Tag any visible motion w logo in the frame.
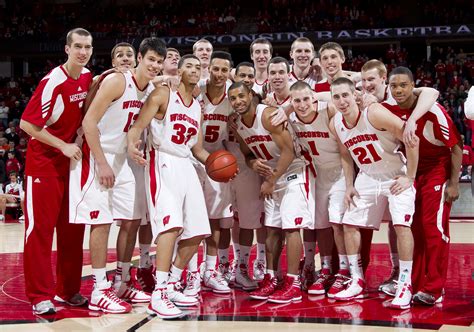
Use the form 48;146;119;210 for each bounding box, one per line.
90;210;100;220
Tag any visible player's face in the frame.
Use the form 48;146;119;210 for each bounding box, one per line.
194;42;213;67
320;49;344;77
179;58;201;85
389;74;415;105
65;33;93;67
268;63;289;90
228;86;252;115
331;84;357;116
290;42;314;68
361;68;386;97
112;46;136;70
251;43;272;70
9;174;16;183
291;88;314;119
209;58;231;88
137;50;164;80
234;66;255;89
163;50;181;73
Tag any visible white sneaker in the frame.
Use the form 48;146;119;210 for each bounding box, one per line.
18;215;24;223
235;264;258;290
218;262;235;285
54;293;88;306
183;271;201;297
32;300;56;315
334;278;367;301
390;282;412;309
166;281;199;306
147;288;184;319
203;269;231;294
89;282;132;313
0;215;4;222
114;277;151;303
252;259;266;281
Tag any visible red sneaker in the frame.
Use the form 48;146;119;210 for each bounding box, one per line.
301;264;316;291
137;265;156;293
267;275;302;304
308;269;335;295
249;274;276;300
327;269;351;298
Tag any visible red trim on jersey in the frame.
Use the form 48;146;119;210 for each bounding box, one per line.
304;166;311;199
149;148;157;206
177;91;194;108
242;112;257;128
290;70;309;81
274;93;290;106
295;108;318;124
342;109;362;129
80;140;91;190
205;91;227;106
131;75;147;92
255;79;268;86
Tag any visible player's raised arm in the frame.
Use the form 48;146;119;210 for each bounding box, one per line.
191;114;211;164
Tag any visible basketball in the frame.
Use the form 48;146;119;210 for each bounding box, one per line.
205;150;238;182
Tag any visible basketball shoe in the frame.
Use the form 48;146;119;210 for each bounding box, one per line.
114;273;150;303
202;269;231;294
334;278;367;301
136;265;156;293
147;288;184;319
308;268;335;295
412;290;444;306
218;262;234;285
32;300;56;315
267;275;302;304
89;282;132;314
252;259;266;281
249;274;276;300
54;293;88;306
390;282;412;309
301;263;317;291
235;264;258;291
378;267;399;297
166;281;199;306
183;271;201;297
327;269;351;298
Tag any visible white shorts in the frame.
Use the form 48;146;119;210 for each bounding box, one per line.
231;164;264;230
69;151;142;225
342;172;416;230
194;162;233;220
264;182;313;230
146;150;211;242
310;167;346;229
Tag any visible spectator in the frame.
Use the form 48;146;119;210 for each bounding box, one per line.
5;122;20;145
5;151;21;175
0;101;9;129
461;135;472;180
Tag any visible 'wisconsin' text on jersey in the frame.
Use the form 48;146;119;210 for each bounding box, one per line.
123;100;144;110
344;133;378;149
170;113;199;128
244;134;272;144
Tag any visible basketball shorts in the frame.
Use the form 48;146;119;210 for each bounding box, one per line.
146;150;211;242
69;151;142;225
342;172;416;230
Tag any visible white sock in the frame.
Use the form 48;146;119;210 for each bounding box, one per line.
188;253;198;272
155;271;169;288
321;255;332;272
390;253;400;270
257;243;265;261
168;264;183;283
304;241;316;267
205;255;217;271
398;260;413;284
232;243;240;263
339;254;349;271
93;268;107;288
347;254;363;280
218;248;229;265
239;245;251;268
139;243;152;268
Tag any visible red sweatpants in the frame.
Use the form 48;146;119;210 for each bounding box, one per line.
412;171;451;298
24;175;85;305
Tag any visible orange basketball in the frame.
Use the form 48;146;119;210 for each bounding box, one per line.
205;150;238;183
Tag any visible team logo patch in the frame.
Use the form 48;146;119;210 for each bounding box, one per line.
163;215;170;226
90;210;100;220
286;174;297;182
404;214;411;222
434;185;441;191
294;217;303;225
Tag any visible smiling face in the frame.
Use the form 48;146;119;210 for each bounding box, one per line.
163;50;181;74
361;68;386;97
235;65;256;89
251;43;272;71
389;74;415;106
290;41;314;69
112;46;136;70
65;32;93;68
291;87;315;120
193;41;213;67
319;48;344;78
228;85;253;115
331;83;357;116
268;62;289;91
209;58;231;89
137;50;164;81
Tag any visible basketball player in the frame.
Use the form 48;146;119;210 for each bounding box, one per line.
234;62;256;90
127;55;215;319
250;38;273;96
228;81;312;304
330;77;418;310
288;37;317;88
382;67;462;306
20;28;92;315
315;42;347;93
263;57;292;111
70;37;166;313
193;38;213;84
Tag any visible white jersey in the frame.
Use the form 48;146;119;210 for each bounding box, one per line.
98;71;154;154
265;91;291;111
5;182;22;196
252;79;267;97
198;86;233;152
334;108;406;180
148;89;201;158
289;101;341;169
236;104;306;189
288;66;317;88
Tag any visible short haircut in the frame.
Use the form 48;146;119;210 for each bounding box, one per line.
110;42;135;60
250;38;273;56
193;38;213;52
268;56;290;73
235;62;255;75
291;37;314;51
210;51;233;68
166;47;180;56
178;54;200;68
290;80;312;92
389;66;414;82
331;77;355;93
138;37;167;57
66;28;92;46
228;81;251;94
361;59;387;77
319;42;344;59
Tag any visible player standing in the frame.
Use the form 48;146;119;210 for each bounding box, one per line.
250;38;273;96
193;39;213;84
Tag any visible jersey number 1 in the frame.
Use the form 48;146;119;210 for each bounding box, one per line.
123;112;138;132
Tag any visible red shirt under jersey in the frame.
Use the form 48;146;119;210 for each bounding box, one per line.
382;100;460;175
22;65;92;176
314;79;331;92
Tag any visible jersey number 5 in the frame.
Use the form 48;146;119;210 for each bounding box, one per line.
204;125;220;142
352;144;382;164
171;123;197;145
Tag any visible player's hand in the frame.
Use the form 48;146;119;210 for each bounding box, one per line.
162;75;180;90
308;62;323;82
250;158;273;177
260;179;275;200
344;186;360;210
61;143;82;161
228;167;240;182
97;161;115;189
362;93;378;109
262;96;277;107
270;107;288;126
403;119;419;148
227;112;239;133
390;175;414;195
444;180;460;203
128;140;147;166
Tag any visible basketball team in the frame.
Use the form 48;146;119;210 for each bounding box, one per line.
21;28;462;318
